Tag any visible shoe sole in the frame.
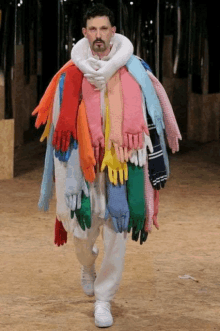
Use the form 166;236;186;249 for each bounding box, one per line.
95;319;113;328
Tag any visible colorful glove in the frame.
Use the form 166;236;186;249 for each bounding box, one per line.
71;187;92;231
82;78;105;165
52;65;83;152
131;226;148;245
101;93;128;185
38;123;55;211
55;139;78;162
77;100;96;183
127;162;146;234
71;34;134;90
65;148;89;211
147;115;167;190
105;178;130;233
130;133;153;167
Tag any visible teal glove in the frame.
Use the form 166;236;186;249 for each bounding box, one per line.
127;162;146;234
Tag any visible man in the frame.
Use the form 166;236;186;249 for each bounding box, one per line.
33;3;181;329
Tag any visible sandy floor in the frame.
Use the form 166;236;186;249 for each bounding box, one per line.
0;140;220;331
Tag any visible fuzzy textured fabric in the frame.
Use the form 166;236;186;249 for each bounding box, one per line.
77;100;96;183
82;77;105;165
71;33;134;89
107;70;126;162
147;115;167;190
65;148;89;211
143;159;154;232
53;65;83;152
147;70;182;153
54;217;68;246
105;178;130;233
32;60;73;128
101;92;128;185
126;55;165;136
127;163;146;234
38;123;55;211
120;66;149;150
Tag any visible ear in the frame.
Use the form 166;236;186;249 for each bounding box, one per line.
111;26;116;36
82;27;87;38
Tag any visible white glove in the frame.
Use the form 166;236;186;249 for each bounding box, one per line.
65;148;89;211
71;33;134;90
130;134;153;167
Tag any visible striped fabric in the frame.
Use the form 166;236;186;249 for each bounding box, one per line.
147;114;167;190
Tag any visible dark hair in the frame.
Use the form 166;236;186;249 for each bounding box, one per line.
83;4;115;27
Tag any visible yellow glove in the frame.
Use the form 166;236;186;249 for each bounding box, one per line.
101;92;128;185
40;117;51;142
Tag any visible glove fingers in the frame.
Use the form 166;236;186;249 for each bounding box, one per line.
113;169;117;186
71;195;77;211
83;180;89;197
119;147;125;163
84;216;91;229
65;195;70;209
138;132;143;149
124;166;128;181
124;147;129;162
133;134;139;150
79;217;86;231
70;210;75;219
119;169;124;185
76;193;82;210
128;134;133;150
112;217;119;233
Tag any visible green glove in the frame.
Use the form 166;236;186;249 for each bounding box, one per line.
127;162;146;234
71;184;91;231
132;226;148;245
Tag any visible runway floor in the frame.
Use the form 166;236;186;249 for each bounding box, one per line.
0;140;220;330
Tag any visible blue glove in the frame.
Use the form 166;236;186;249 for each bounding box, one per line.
55;138;78;162
126;55;165;136
38;123;54;211
65;147;89;211
105;178;130;233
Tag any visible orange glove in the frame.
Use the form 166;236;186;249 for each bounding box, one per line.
77;100;96;183
32;60;74;128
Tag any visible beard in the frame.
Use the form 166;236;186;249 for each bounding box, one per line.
92;39;107;53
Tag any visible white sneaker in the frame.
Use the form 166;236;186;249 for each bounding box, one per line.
81;265;96;296
94;300;113;328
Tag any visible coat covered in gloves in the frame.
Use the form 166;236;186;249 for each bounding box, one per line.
33;34;181;245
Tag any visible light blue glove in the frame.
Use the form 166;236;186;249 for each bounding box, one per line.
38;123;55;211
105;178;130;233
126;55;165;136
65;147;89;211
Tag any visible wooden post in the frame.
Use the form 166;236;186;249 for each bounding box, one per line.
0;119;14;180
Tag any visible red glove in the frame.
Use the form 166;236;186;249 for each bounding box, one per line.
52;65;83;152
54;218;67;246
32;60;74;128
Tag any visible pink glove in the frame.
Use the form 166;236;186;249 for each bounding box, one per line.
107;71;131;162
147;71;182;153
82;78;105;165
120;67;149;150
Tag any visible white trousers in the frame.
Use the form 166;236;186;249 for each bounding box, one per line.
54;156;128;302
74;216;128;302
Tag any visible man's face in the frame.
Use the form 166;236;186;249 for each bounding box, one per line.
82;16;116;54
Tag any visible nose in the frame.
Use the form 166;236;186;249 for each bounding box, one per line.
96;29;101;38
